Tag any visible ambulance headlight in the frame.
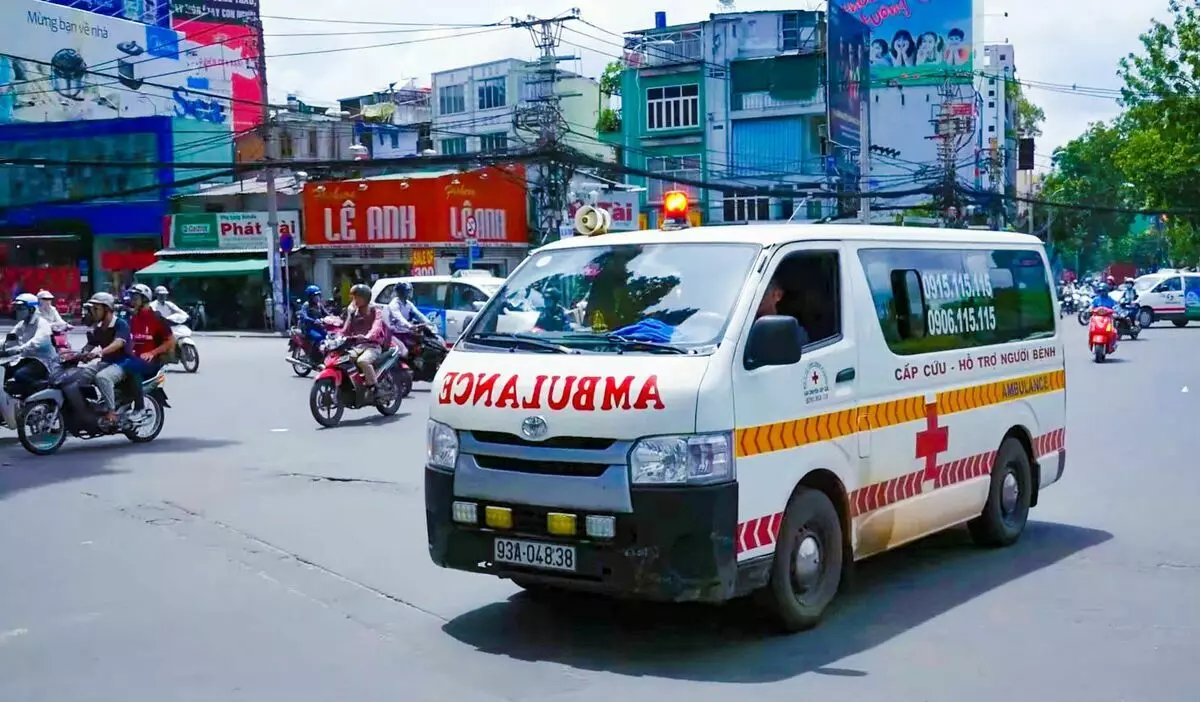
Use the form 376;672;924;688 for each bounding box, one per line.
629;432;734;485
427;419;459;470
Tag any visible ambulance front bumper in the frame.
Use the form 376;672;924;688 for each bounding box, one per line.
425;466;742;603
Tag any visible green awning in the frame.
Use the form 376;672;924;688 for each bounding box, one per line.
136;258;268;278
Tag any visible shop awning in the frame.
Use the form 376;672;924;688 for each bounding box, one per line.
136;259;268;278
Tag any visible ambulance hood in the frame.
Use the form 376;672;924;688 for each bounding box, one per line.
430;352;711;439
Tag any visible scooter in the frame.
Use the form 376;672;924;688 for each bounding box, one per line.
0;345;23;431
1088;307;1119;363
1114;302;1141;340
161;310;200;373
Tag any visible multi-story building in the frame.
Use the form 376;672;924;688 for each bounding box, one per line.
430;59;608;160
339;82;434;159
978;44;1019;222
265;95;357;163
616;10;832;227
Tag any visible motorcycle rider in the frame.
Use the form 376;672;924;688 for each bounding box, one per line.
7;293;58;387
1091;283;1116;310
123;284;174;414
297;285;331;362
78;292;131;426
151;285;187;321
383;282;433;356
36;290;67;328
341;283;386;390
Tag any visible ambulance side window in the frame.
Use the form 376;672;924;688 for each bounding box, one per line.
889;269;927;340
772;250;841;346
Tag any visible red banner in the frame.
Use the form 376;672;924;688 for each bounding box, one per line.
302;166;529;247
0;266;81;316
175;20;265;134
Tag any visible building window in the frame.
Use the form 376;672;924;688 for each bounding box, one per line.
441;137;467;155
988;101;995;108
646;84;700;130
477;77;506;110
987;89;995;97
479;133;508;153
781;12;801;50
646;155;701;202
439;84;465;115
279;131;294;158
723;195;770;222
307;130;318;157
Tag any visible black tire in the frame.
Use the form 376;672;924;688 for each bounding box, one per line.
1077;309;1091;326
1093;345;1105;363
1138;307;1154;328
180;344;199;373
124;394;166;444
1173;319;1189;328
968;437;1033;548
759;488;844;632
1129;328;1140;340
17;401;67;456
374;371;403;416
290;346;312;377
309;378;344;427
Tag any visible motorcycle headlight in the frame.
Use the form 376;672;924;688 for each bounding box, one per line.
426;419;459;470
629;432;734;486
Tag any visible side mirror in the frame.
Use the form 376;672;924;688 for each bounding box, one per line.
744;315;806;371
472;300;486;312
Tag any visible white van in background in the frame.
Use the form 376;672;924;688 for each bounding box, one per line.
1132;269;1200;327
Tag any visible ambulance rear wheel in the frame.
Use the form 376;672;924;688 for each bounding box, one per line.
969;437;1032;548
760;488;843;633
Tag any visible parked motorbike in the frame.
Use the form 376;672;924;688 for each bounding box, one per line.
287;315;343;377
1088;307;1119;363
6;350;170;456
396;323;449;391
157;310;200;373
308;334;405;428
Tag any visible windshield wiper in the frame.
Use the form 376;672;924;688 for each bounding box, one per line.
467;332;575;354
600;334;690;354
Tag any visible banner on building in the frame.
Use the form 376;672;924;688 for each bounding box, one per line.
301;166;529;248
168;211;298;250
41;0;171;28
170;0;260;24
410;248;436;276
171;19;263;133
843;0;976;86
566;190;641;232
827;4;869;190
0;0;235;126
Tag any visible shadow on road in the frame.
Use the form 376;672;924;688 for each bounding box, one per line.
442;521;1111;683
315;412;411;430
0;437;236;501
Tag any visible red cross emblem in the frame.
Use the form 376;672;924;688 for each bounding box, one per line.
811;370;821;385
914;402;949;482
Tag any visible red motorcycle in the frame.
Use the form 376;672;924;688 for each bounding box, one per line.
287;316;342;377
1088;307;1119;362
308;333;406;427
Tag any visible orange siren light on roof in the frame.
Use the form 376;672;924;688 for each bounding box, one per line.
663;190;689;218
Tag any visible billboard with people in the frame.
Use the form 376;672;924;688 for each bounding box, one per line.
842;0;976;86
827;4;870;190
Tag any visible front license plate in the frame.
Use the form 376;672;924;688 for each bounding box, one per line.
493;538;576;572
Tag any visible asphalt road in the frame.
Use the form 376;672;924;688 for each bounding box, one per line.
1;322;1198;702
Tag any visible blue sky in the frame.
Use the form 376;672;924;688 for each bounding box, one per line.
260;0;1167;171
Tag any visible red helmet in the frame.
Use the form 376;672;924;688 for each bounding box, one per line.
1106;275;1116;285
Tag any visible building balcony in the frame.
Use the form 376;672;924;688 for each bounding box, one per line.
624;29;703;69
731;91;825;115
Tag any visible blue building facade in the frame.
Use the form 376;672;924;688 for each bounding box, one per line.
0;116;183;309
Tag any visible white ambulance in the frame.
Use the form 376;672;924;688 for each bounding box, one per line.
425;200;1067;631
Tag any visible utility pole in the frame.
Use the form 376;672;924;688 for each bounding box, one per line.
511;10;579;245
858;96;871;224
263;123;287;333
928;78;974;227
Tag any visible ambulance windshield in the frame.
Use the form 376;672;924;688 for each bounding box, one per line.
465;242;760;352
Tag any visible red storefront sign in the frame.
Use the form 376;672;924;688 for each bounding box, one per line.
301;166;529;247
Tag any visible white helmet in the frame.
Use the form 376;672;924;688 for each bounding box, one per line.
154;285;169;296
130;283;153;302
36;290;54;301
87;292;116;310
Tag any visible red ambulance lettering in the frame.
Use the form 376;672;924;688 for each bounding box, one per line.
437;373;666;411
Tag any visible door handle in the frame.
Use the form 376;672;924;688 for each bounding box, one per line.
836;367;855;383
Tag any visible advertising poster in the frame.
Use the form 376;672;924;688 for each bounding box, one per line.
827;4;869;188
843;0;975;85
170;0;259;25
42;0;171;28
169;211;298;250
302;167;529;248
172;19;263;133
0;0;233;126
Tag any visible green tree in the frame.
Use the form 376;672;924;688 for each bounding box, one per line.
1015;94;1046;137
1115;0;1200;257
599;60;623;96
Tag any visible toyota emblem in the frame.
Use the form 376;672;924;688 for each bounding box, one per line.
520;415;548;440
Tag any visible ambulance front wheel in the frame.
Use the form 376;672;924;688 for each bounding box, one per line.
760;488;844;633
968;437;1032;548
